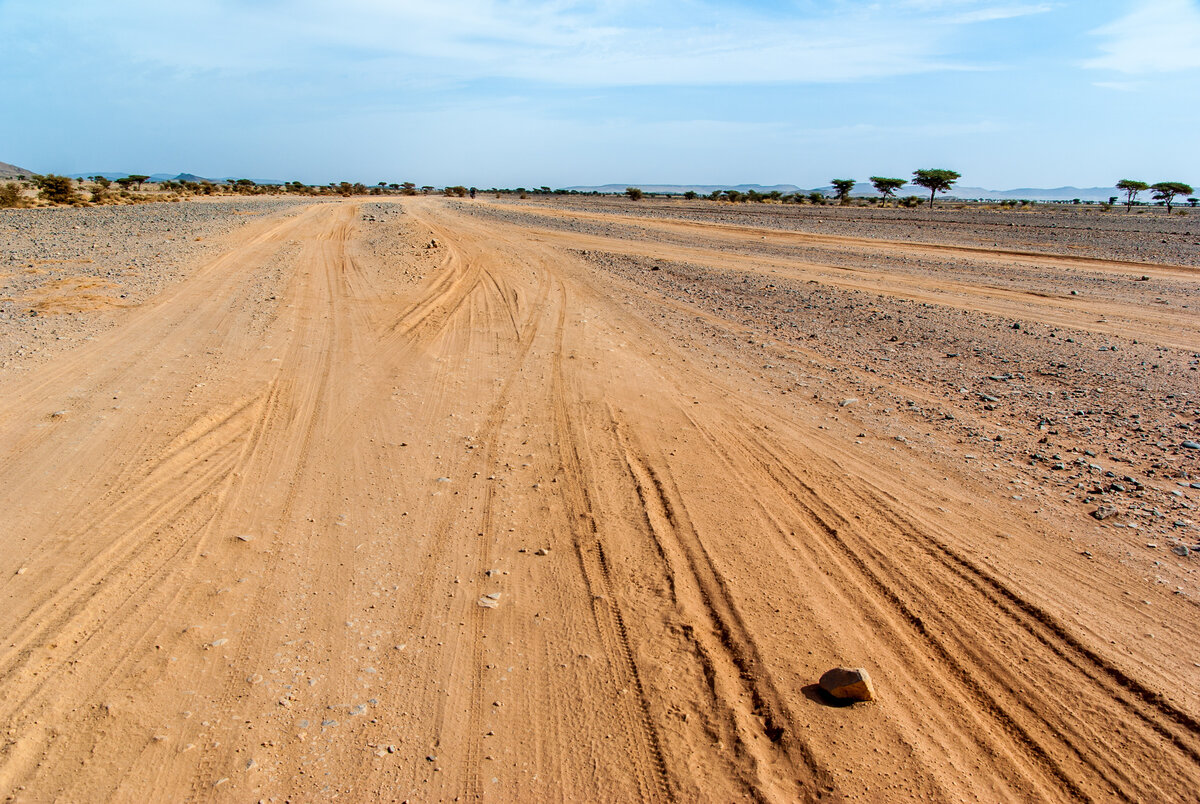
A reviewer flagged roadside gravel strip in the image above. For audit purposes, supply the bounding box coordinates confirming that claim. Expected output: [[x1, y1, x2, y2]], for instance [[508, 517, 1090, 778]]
[[0, 199, 311, 370], [482, 195, 1200, 267]]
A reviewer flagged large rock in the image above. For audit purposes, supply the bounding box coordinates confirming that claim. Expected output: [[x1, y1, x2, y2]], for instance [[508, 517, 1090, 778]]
[[819, 667, 875, 702]]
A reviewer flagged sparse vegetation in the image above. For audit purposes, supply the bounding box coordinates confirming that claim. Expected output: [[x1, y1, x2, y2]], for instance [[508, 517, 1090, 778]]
[[0, 182, 24, 208], [33, 174, 77, 204], [1150, 181, 1193, 213], [1116, 179, 1149, 212], [90, 175, 111, 203], [625, 187, 643, 201], [831, 179, 855, 205], [683, 190, 697, 200], [870, 177, 906, 206], [911, 169, 960, 208]]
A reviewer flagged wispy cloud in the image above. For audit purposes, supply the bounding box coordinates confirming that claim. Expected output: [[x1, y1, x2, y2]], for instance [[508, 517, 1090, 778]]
[[1, 0, 1054, 86], [1084, 0, 1200, 73]]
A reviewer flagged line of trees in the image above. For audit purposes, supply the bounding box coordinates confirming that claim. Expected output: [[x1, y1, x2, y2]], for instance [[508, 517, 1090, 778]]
[[1116, 179, 1194, 213]]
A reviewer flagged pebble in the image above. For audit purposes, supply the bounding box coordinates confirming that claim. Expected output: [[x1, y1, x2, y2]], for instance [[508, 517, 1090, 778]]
[[534, 548, 550, 556], [1091, 505, 1117, 521], [1182, 441, 1200, 450], [1171, 545, 1190, 557]]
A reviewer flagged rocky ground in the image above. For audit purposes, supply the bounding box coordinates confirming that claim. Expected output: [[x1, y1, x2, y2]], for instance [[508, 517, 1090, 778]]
[[461, 196, 1200, 594], [0, 199, 312, 370], [1, 196, 1198, 802], [496, 194, 1200, 266]]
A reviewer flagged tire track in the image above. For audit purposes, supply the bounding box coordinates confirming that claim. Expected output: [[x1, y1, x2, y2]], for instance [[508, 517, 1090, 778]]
[[548, 284, 675, 803]]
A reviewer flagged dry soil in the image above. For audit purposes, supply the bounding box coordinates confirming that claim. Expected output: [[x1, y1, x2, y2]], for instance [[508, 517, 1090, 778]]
[[1, 196, 1198, 802]]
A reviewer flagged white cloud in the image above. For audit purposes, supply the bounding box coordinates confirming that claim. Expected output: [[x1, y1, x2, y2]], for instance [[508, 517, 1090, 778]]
[[0, 0, 1053, 86], [1085, 0, 1200, 73]]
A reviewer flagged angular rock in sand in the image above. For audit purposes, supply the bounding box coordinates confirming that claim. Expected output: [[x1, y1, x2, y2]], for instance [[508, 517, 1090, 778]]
[[819, 667, 875, 702]]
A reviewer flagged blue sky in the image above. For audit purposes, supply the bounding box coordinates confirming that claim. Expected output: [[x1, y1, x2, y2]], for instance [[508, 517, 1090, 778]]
[[2, 0, 1198, 188]]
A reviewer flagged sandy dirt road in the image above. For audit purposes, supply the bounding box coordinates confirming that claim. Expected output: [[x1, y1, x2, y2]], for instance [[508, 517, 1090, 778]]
[[1, 198, 1198, 802]]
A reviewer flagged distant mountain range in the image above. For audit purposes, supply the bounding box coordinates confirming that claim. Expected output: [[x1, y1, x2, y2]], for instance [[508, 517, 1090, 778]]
[[0, 161, 36, 180], [565, 182, 1129, 202], [63, 171, 288, 185]]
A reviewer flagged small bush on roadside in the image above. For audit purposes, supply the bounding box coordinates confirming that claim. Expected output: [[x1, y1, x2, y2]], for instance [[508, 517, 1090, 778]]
[[0, 182, 25, 207], [33, 174, 77, 204]]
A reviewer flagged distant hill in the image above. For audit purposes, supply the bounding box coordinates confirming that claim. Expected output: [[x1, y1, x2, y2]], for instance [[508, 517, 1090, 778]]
[[564, 183, 803, 196], [0, 161, 36, 180], [566, 182, 1125, 202], [66, 171, 287, 185]]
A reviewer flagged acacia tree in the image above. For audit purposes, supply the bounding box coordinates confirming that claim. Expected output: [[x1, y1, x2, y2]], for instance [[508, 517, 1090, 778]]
[[1115, 179, 1149, 211], [830, 179, 855, 204], [869, 176, 906, 206], [1150, 181, 1194, 213], [911, 169, 960, 208]]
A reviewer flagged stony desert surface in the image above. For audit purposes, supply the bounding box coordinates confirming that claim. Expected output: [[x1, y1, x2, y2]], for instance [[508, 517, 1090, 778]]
[[0, 195, 1198, 802]]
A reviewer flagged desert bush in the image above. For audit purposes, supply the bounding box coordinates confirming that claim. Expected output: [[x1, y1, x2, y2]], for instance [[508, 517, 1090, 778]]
[[90, 176, 111, 203], [33, 174, 77, 204], [0, 182, 25, 207], [808, 191, 825, 205], [899, 195, 924, 208], [625, 187, 643, 200], [683, 190, 697, 200]]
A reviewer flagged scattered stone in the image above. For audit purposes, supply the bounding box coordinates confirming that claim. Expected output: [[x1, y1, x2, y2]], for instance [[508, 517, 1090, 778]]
[[235, 534, 253, 542], [534, 548, 550, 556], [838, 398, 858, 407], [1091, 506, 1118, 521], [1171, 545, 1191, 557], [247, 673, 263, 684], [478, 593, 500, 608], [1182, 441, 1200, 450], [818, 667, 875, 702]]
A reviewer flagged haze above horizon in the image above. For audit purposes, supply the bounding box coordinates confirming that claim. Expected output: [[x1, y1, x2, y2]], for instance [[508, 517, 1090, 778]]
[[3, 0, 1198, 189]]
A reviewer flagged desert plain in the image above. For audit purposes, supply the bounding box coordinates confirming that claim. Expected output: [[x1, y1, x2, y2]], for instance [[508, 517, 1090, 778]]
[[0, 195, 1198, 802]]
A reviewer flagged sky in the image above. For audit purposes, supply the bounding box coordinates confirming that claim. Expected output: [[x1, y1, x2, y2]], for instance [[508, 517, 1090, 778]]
[[1, 0, 1198, 189]]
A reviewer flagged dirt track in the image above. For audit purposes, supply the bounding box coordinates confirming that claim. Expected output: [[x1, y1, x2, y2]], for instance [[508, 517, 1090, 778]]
[[1, 197, 1198, 802]]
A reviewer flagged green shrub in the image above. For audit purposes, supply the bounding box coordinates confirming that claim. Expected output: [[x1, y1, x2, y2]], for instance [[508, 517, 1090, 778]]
[[625, 187, 643, 200], [33, 174, 77, 204]]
